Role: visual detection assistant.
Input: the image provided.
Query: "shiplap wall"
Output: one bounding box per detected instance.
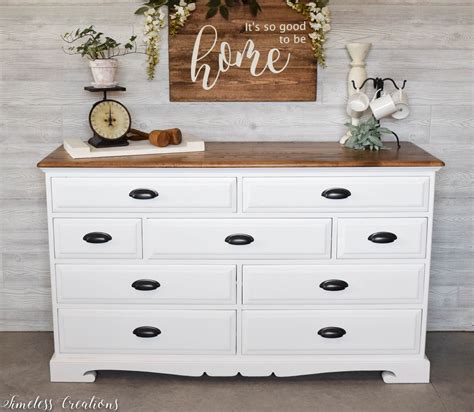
[0,0,472,331]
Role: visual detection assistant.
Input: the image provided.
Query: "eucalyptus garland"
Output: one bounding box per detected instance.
[136,0,331,79]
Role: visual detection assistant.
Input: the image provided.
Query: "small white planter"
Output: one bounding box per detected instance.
[89,58,118,87]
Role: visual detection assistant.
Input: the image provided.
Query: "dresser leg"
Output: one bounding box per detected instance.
[50,355,97,383]
[381,357,430,384]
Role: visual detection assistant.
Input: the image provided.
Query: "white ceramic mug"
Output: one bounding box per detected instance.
[346,101,364,119]
[348,89,370,113]
[391,89,410,119]
[369,91,397,120]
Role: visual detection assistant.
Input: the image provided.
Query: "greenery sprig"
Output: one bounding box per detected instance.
[206,0,262,20]
[135,0,168,15]
[344,117,393,151]
[135,3,168,79]
[286,0,331,67]
[61,26,138,60]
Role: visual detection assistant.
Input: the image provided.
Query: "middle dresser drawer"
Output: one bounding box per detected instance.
[56,264,237,304]
[144,219,332,259]
[337,218,428,259]
[54,218,142,259]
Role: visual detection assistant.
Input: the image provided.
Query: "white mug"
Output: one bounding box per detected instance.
[369,91,397,120]
[348,89,370,113]
[346,101,364,119]
[391,89,410,119]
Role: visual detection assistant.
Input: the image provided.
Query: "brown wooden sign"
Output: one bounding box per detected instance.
[168,0,317,101]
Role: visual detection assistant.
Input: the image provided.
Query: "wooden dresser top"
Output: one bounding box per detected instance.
[37,142,444,168]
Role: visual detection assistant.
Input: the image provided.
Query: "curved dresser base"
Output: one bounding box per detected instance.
[50,354,430,384]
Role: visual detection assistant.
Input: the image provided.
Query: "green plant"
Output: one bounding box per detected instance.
[206,0,262,20]
[344,117,393,151]
[135,0,168,15]
[62,26,138,60]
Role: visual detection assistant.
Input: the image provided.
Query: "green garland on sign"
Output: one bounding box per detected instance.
[135,0,331,79]
[286,0,331,67]
[206,0,262,20]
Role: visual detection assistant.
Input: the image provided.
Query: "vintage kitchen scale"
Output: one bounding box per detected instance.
[63,85,205,159]
[85,86,131,148]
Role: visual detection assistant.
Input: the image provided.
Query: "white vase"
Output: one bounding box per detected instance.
[89,58,118,87]
[346,43,371,97]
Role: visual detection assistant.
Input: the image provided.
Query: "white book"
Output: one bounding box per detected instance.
[64,136,205,159]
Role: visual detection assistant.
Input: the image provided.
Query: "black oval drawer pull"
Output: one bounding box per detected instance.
[368,232,398,244]
[319,279,349,291]
[132,279,161,291]
[129,188,159,200]
[225,234,254,245]
[82,232,112,244]
[318,327,346,339]
[321,188,351,200]
[133,326,161,338]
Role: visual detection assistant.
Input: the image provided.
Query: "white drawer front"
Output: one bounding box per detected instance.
[242,310,421,355]
[59,309,236,354]
[54,218,142,259]
[145,219,332,259]
[243,265,425,304]
[51,177,237,212]
[337,218,428,259]
[56,265,236,304]
[243,177,430,212]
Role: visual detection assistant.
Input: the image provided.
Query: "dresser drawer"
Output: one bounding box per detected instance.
[337,218,428,259]
[51,177,237,212]
[242,264,425,304]
[59,309,236,354]
[56,265,236,304]
[242,310,421,355]
[144,219,332,259]
[53,218,142,259]
[243,177,430,212]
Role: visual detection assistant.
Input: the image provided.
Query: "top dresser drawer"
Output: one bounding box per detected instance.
[51,177,237,213]
[243,177,430,213]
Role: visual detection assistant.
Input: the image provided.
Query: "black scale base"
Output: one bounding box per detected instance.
[88,135,129,148]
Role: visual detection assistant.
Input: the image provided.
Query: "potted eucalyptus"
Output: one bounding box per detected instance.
[61,26,138,87]
[344,117,394,151]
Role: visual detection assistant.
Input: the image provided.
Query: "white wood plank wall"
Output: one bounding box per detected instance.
[0,0,472,331]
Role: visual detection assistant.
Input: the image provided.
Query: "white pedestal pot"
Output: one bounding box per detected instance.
[89,58,118,87]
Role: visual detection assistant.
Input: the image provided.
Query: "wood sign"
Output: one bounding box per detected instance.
[168,0,317,101]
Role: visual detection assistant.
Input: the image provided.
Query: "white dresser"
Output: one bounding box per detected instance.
[38,142,444,383]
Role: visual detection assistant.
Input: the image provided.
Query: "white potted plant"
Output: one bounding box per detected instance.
[61,26,138,87]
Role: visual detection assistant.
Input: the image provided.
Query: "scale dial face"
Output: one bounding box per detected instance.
[89,99,131,140]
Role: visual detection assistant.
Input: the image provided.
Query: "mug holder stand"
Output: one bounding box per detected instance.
[351,77,407,149]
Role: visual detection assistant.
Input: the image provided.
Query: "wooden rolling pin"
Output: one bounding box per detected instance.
[127,128,182,147]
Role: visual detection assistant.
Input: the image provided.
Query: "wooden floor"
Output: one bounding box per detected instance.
[0,332,472,412]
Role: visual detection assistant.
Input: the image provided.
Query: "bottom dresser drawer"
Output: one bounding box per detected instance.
[59,309,236,354]
[242,310,421,355]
